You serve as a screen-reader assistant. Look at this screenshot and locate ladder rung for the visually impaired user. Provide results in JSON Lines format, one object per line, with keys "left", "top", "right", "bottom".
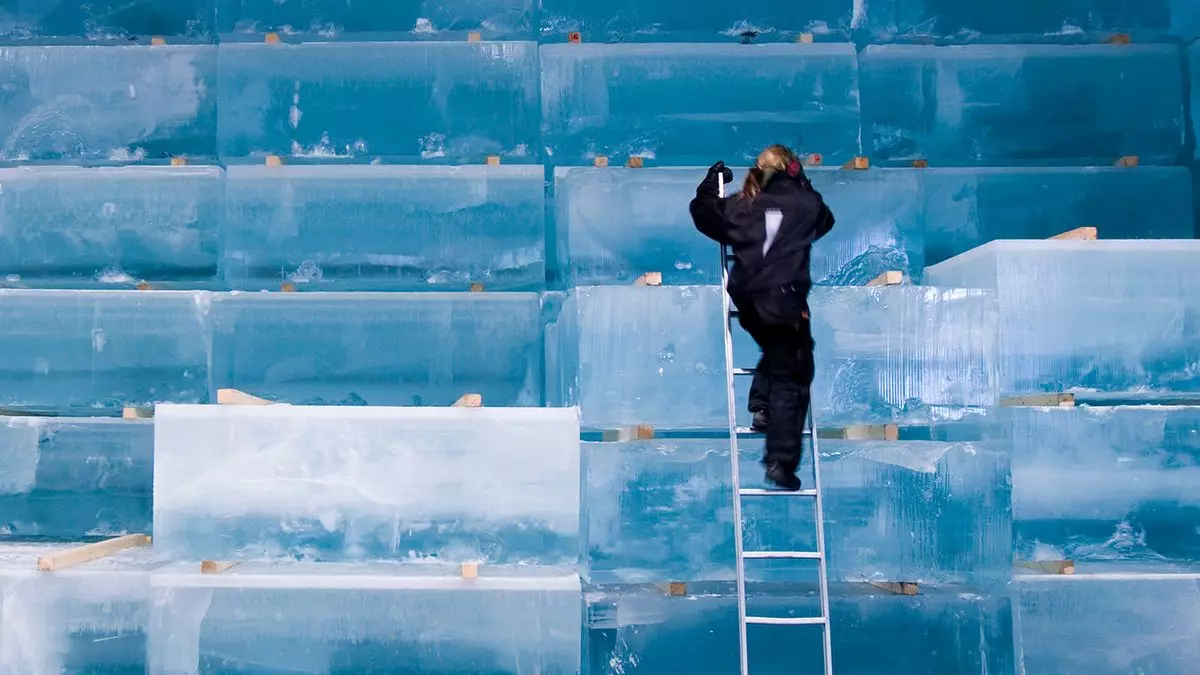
{"left": 733, "top": 368, "right": 754, "bottom": 375}
{"left": 742, "top": 551, "right": 822, "bottom": 560}
{"left": 739, "top": 488, "right": 818, "bottom": 497}
{"left": 745, "top": 615, "right": 827, "bottom": 626}
{"left": 734, "top": 427, "right": 812, "bottom": 437}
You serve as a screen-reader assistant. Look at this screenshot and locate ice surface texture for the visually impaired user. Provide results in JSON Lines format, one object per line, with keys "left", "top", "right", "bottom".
{"left": 217, "top": 41, "right": 539, "bottom": 162}
{"left": 153, "top": 404, "right": 581, "bottom": 563}
{"left": 924, "top": 240, "right": 1200, "bottom": 394}
{"left": 0, "top": 1, "right": 213, "bottom": 41}
{"left": 0, "top": 290, "right": 211, "bottom": 414}
{"left": 1005, "top": 406, "right": 1200, "bottom": 567}
{"left": 539, "top": 0, "right": 850, "bottom": 41}
{"left": 0, "top": 166, "right": 222, "bottom": 289}
{"left": 216, "top": 0, "right": 533, "bottom": 39}
{"left": 540, "top": 43, "right": 861, "bottom": 165}
{"left": 0, "top": 417, "right": 152, "bottom": 537}
{"left": 212, "top": 291, "right": 543, "bottom": 406}
{"left": 859, "top": 44, "right": 1184, "bottom": 166}
{"left": 148, "top": 563, "right": 581, "bottom": 674}
{"left": 223, "top": 165, "right": 545, "bottom": 291}
{"left": 1014, "top": 574, "right": 1200, "bottom": 674}
{"left": 0, "top": 45, "right": 217, "bottom": 162}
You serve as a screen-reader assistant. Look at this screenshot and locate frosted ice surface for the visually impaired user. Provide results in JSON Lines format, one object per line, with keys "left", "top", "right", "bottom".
{"left": 216, "top": 0, "right": 533, "bottom": 39}
{"left": 223, "top": 165, "right": 545, "bottom": 291}
{"left": 148, "top": 562, "right": 581, "bottom": 674}
{"left": 0, "top": 290, "right": 212, "bottom": 414}
{"left": 1014, "top": 574, "right": 1200, "bottom": 674}
{"left": 539, "top": 0, "right": 850, "bottom": 41}
{"left": 1004, "top": 406, "right": 1200, "bottom": 567}
{"left": 0, "top": 45, "right": 217, "bottom": 162}
{"left": 540, "top": 43, "right": 861, "bottom": 165}
{"left": 0, "top": 417, "right": 152, "bottom": 538}
{"left": 211, "top": 291, "right": 542, "bottom": 406}
{"left": 1179, "top": 0, "right": 1200, "bottom": 38}
{"left": 218, "top": 41, "right": 539, "bottom": 161}
{"left": 920, "top": 167, "right": 1195, "bottom": 266}
{"left": 859, "top": 0, "right": 1176, "bottom": 41}
{"left": 1192, "top": 43, "right": 1200, "bottom": 158}
{"left": 0, "top": 166, "right": 221, "bottom": 289}
{"left": 585, "top": 436, "right": 1009, "bottom": 585}
{"left": 0, "top": 1, "right": 213, "bottom": 41}
{"left": 153, "top": 404, "right": 581, "bottom": 563}
{"left": 924, "top": 240, "right": 1200, "bottom": 394}
{"left": 860, "top": 45, "right": 1184, "bottom": 166}
{"left": 552, "top": 166, "right": 922, "bottom": 287}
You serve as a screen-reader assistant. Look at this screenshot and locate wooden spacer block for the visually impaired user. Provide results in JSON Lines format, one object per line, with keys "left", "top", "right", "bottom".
{"left": 486, "top": 155, "right": 501, "bottom": 166}
{"left": 866, "top": 270, "right": 903, "bottom": 287}
{"left": 170, "top": 157, "right": 187, "bottom": 166}
{"left": 1049, "top": 226, "right": 1097, "bottom": 241}
{"left": 37, "top": 534, "right": 150, "bottom": 572}
{"left": 911, "top": 159, "right": 928, "bottom": 168}
{"left": 804, "top": 153, "right": 822, "bottom": 167}
{"left": 217, "top": 389, "right": 273, "bottom": 406}
{"left": 265, "top": 154, "right": 283, "bottom": 167}
{"left": 1115, "top": 155, "right": 1139, "bottom": 167}
{"left": 453, "top": 393, "right": 483, "bottom": 408}
{"left": 819, "top": 424, "right": 899, "bottom": 442}
{"left": 633, "top": 272, "right": 662, "bottom": 287}
{"left": 1000, "top": 392, "right": 1076, "bottom": 408}
{"left": 599, "top": 424, "right": 655, "bottom": 442}
{"left": 467, "top": 31, "right": 482, "bottom": 42}
{"left": 280, "top": 282, "right": 296, "bottom": 292}
{"left": 469, "top": 281, "right": 485, "bottom": 292}
{"left": 797, "top": 33, "right": 814, "bottom": 43}
{"left": 122, "top": 406, "right": 153, "bottom": 419}
{"left": 841, "top": 156, "right": 869, "bottom": 171}
{"left": 593, "top": 156, "right": 609, "bottom": 167}
{"left": 869, "top": 581, "right": 919, "bottom": 596}
{"left": 265, "top": 32, "right": 281, "bottom": 43}
{"left": 659, "top": 581, "right": 687, "bottom": 597}
{"left": 201, "top": 560, "right": 239, "bottom": 574}
{"left": 461, "top": 561, "right": 479, "bottom": 579}
{"left": 1105, "top": 33, "right": 1131, "bottom": 44}
{"left": 1017, "top": 560, "right": 1075, "bottom": 575}
{"left": 150, "top": 37, "right": 166, "bottom": 45}
{"left": 626, "top": 157, "right": 644, "bottom": 168}
{"left": 135, "top": 281, "right": 152, "bottom": 291}
{"left": 567, "top": 31, "right": 582, "bottom": 43}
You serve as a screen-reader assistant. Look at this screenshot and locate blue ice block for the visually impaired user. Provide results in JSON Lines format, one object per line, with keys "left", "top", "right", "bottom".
{"left": 153, "top": 404, "right": 580, "bottom": 563}
{"left": 1177, "top": 0, "right": 1200, "bottom": 38}
{"left": 148, "top": 563, "right": 581, "bottom": 674}
{"left": 588, "top": 584, "right": 1016, "bottom": 675}
{"left": 920, "top": 167, "right": 1196, "bottom": 266}
{"left": 553, "top": 166, "right": 923, "bottom": 287}
{"left": 541, "top": 43, "right": 861, "bottom": 166}
{"left": 0, "top": 417, "right": 152, "bottom": 537}
{"left": 859, "top": 44, "right": 1185, "bottom": 166}
{"left": 0, "top": 166, "right": 222, "bottom": 289}
{"left": 223, "top": 164, "right": 545, "bottom": 292}
{"left": 586, "top": 435, "right": 1009, "bottom": 585}
{"left": 0, "top": 1, "right": 213, "bottom": 42}
{"left": 1192, "top": 43, "right": 1200, "bottom": 159}
{"left": 1005, "top": 406, "right": 1200, "bottom": 567}
{"left": 218, "top": 41, "right": 539, "bottom": 162}
{"left": 212, "top": 291, "right": 542, "bottom": 406}
{"left": 1013, "top": 573, "right": 1200, "bottom": 674}
{"left": 216, "top": 0, "right": 532, "bottom": 39}
{"left": 924, "top": 240, "right": 1200, "bottom": 394}
{"left": 0, "top": 45, "right": 217, "bottom": 162}
{"left": 0, "top": 290, "right": 211, "bottom": 414}
{"left": 539, "top": 0, "right": 850, "bottom": 42}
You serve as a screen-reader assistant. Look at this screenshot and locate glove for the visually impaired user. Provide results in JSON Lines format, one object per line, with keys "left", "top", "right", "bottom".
{"left": 698, "top": 161, "right": 735, "bottom": 196}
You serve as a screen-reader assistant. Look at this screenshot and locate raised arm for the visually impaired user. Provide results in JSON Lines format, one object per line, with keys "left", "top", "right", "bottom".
{"left": 689, "top": 161, "right": 740, "bottom": 245}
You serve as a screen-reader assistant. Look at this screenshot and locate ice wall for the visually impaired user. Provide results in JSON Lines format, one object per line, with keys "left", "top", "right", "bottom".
{"left": 0, "top": 1, "right": 213, "bottom": 41}
{"left": 216, "top": 0, "right": 533, "bottom": 39}
{"left": 858, "top": 0, "right": 1179, "bottom": 41}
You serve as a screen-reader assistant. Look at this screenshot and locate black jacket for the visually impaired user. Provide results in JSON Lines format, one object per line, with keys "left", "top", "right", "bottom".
{"left": 689, "top": 170, "right": 835, "bottom": 324}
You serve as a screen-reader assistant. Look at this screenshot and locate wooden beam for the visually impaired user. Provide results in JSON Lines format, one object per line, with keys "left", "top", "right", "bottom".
{"left": 461, "top": 561, "right": 479, "bottom": 579}
{"left": 1049, "top": 226, "right": 1097, "bottom": 241}
{"left": 485, "top": 155, "right": 501, "bottom": 166}
{"left": 1105, "top": 33, "right": 1131, "bottom": 44}
{"left": 217, "top": 389, "right": 273, "bottom": 406}
{"left": 599, "top": 425, "right": 656, "bottom": 442}
{"left": 122, "top": 406, "right": 153, "bottom": 419}
{"left": 841, "top": 157, "right": 869, "bottom": 171}
{"left": 467, "top": 31, "right": 481, "bottom": 42}
{"left": 37, "top": 534, "right": 150, "bottom": 572}
{"left": 265, "top": 154, "right": 282, "bottom": 167}
{"left": 866, "top": 271, "right": 903, "bottom": 287}
{"left": 1000, "top": 393, "right": 1076, "bottom": 408}
{"left": 626, "top": 157, "right": 645, "bottom": 168}
{"left": 453, "top": 393, "right": 483, "bottom": 408}
{"left": 796, "top": 33, "right": 814, "bottom": 43}
{"left": 868, "top": 581, "right": 919, "bottom": 596}
{"left": 1016, "top": 560, "right": 1075, "bottom": 575}
{"left": 201, "top": 560, "right": 239, "bottom": 574}
{"left": 911, "top": 159, "right": 928, "bottom": 168}
{"left": 658, "top": 581, "right": 688, "bottom": 597}
{"left": 1115, "top": 156, "right": 1138, "bottom": 168}
{"left": 469, "top": 282, "right": 485, "bottom": 292}
{"left": 633, "top": 272, "right": 662, "bottom": 287}
{"left": 818, "top": 424, "right": 899, "bottom": 442}
{"left": 593, "top": 156, "right": 609, "bottom": 167}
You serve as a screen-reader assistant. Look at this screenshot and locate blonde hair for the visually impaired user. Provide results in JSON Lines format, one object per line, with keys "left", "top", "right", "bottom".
{"left": 742, "top": 144, "right": 800, "bottom": 200}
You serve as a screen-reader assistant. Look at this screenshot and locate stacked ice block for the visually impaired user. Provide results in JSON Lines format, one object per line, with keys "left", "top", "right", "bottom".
{"left": 0, "top": 1, "right": 214, "bottom": 42}
{"left": 539, "top": 0, "right": 851, "bottom": 42}
{"left": 215, "top": 0, "right": 534, "bottom": 39}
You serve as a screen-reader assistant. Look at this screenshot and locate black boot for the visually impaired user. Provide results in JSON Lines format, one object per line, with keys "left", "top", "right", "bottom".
{"left": 764, "top": 462, "right": 802, "bottom": 491}
{"left": 751, "top": 410, "right": 768, "bottom": 433}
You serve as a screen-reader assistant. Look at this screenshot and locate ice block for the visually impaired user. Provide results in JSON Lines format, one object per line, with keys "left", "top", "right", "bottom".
{"left": 1192, "top": 43, "right": 1200, "bottom": 159}
{"left": 153, "top": 404, "right": 580, "bottom": 563}
{"left": 148, "top": 563, "right": 581, "bottom": 674}
{"left": 540, "top": 43, "right": 861, "bottom": 166}
{"left": 588, "top": 584, "right": 1016, "bottom": 675}
{"left": 920, "top": 166, "right": 1195, "bottom": 266}
{"left": 0, "top": 417, "right": 152, "bottom": 537}
{"left": 1004, "top": 405, "right": 1200, "bottom": 566}
{"left": 0, "top": 45, "right": 217, "bottom": 162}
{"left": 553, "top": 166, "right": 923, "bottom": 287}
{"left": 1178, "top": 1, "right": 1200, "bottom": 39}
{"left": 211, "top": 291, "right": 542, "bottom": 406}
{"left": 223, "top": 164, "right": 545, "bottom": 291}
{"left": 1013, "top": 573, "right": 1200, "bottom": 674}
{"left": 924, "top": 240, "right": 1200, "bottom": 394}
{"left": 216, "top": 0, "right": 533, "bottom": 39}
{"left": 539, "top": 0, "right": 850, "bottom": 42}
{"left": 0, "top": 1, "right": 213, "bottom": 42}
{"left": 859, "top": 44, "right": 1185, "bottom": 166}
{"left": 586, "top": 435, "right": 1009, "bottom": 585}
{"left": 0, "top": 290, "right": 212, "bottom": 415}
{"left": 217, "top": 41, "right": 539, "bottom": 161}
{"left": 0, "top": 166, "right": 222, "bottom": 289}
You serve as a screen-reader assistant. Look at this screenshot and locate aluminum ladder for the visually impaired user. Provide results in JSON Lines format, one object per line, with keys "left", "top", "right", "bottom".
{"left": 718, "top": 178, "right": 833, "bottom": 675}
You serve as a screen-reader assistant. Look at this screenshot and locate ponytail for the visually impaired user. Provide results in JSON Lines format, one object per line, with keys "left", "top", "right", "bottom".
{"left": 740, "top": 144, "right": 802, "bottom": 201}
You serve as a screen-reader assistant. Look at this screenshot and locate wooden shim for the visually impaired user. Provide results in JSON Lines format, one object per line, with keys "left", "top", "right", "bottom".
{"left": 804, "top": 153, "right": 822, "bottom": 167}
{"left": 136, "top": 281, "right": 153, "bottom": 291}
{"left": 37, "top": 534, "right": 150, "bottom": 572}
{"left": 1115, "top": 155, "right": 1138, "bottom": 167}
{"left": 818, "top": 424, "right": 899, "bottom": 442}
{"left": 265, "top": 154, "right": 283, "bottom": 167}
{"left": 217, "top": 389, "right": 273, "bottom": 406}
{"left": 150, "top": 36, "right": 166, "bottom": 45}
{"left": 658, "top": 581, "right": 688, "bottom": 597}
{"left": 201, "top": 560, "right": 239, "bottom": 574}
{"left": 1017, "top": 560, "right": 1075, "bottom": 575}
{"left": 461, "top": 561, "right": 479, "bottom": 579}
{"left": 265, "top": 32, "right": 281, "bottom": 43}
{"left": 599, "top": 425, "right": 655, "bottom": 442}
{"left": 593, "top": 156, "right": 609, "bottom": 167}
{"left": 469, "top": 282, "right": 485, "bottom": 292}
{"left": 796, "top": 33, "right": 814, "bottom": 43}
{"left": 567, "top": 31, "right": 581, "bottom": 43}
{"left": 1105, "top": 33, "right": 1131, "bottom": 44}
{"left": 280, "top": 282, "right": 296, "bottom": 292}
{"left": 841, "top": 156, "right": 869, "bottom": 170}
{"left": 453, "top": 393, "right": 483, "bottom": 408}
{"left": 633, "top": 272, "right": 662, "bottom": 287}
{"left": 122, "top": 406, "right": 153, "bottom": 419}
{"left": 868, "top": 581, "right": 919, "bottom": 596}
{"left": 170, "top": 157, "right": 187, "bottom": 166}
{"left": 486, "top": 155, "right": 501, "bottom": 166}
{"left": 1049, "top": 226, "right": 1097, "bottom": 241}
{"left": 866, "top": 270, "right": 903, "bottom": 287}
{"left": 626, "top": 157, "right": 644, "bottom": 168}
{"left": 911, "top": 159, "right": 928, "bottom": 168}
{"left": 1000, "top": 393, "right": 1076, "bottom": 408}
{"left": 467, "top": 31, "right": 481, "bottom": 42}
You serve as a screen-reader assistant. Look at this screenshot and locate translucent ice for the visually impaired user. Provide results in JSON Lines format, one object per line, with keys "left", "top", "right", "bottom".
{"left": 0, "top": 290, "right": 212, "bottom": 415}
{"left": 148, "top": 562, "right": 581, "bottom": 674}
{"left": 1004, "top": 405, "right": 1200, "bottom": 566}
{"left": 1013, "top": 573, "right": 1200, "bottom": 674}
{"left": 0, "top": 417, "right": 152, "bottom": 537}
{"left": 153, "top": 404, "right": 580, "bottom": 563}
{"left": 924, "top": 240, "right": 1200, "bottom": 394}
{"left": 539, "top": 0, "right": 850, "bottom": 42}
{"left": 859, "top": 45, "right": 1185, "bottom": 166}
{"left": 541, "top": 43, "right": 861, "bottom": 165}
{"left": 218, "top": 41, "right": 539, "bottom": 161}
{"left": 0, "top": 45, "right": 217, "bottom": 162}
{"left": 0, "top": 166, "right": 222, "bottom": 289}
{"left": 216, "top": 0, "right": 532, "bottom": 39}
{"left": 223, "top": 164, "right": 545, "bottom": 291}
{"left": 0, "top": 1, "right": 213, "bottom": 41}
{"left": 211, "top": 291, "right": 543, "bottom": 406}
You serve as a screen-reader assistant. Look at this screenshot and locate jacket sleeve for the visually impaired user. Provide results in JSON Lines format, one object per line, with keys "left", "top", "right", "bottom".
{"left": 813, "top": 199, "right": 835, "bottom": 242}
{"left": 689, "top": 191, "right": 739, "bottom": 245}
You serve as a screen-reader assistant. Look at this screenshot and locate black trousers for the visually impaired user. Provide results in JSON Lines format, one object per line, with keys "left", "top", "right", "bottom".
{"left": 737, "top": 299, "right": 815, "bottom": 471}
